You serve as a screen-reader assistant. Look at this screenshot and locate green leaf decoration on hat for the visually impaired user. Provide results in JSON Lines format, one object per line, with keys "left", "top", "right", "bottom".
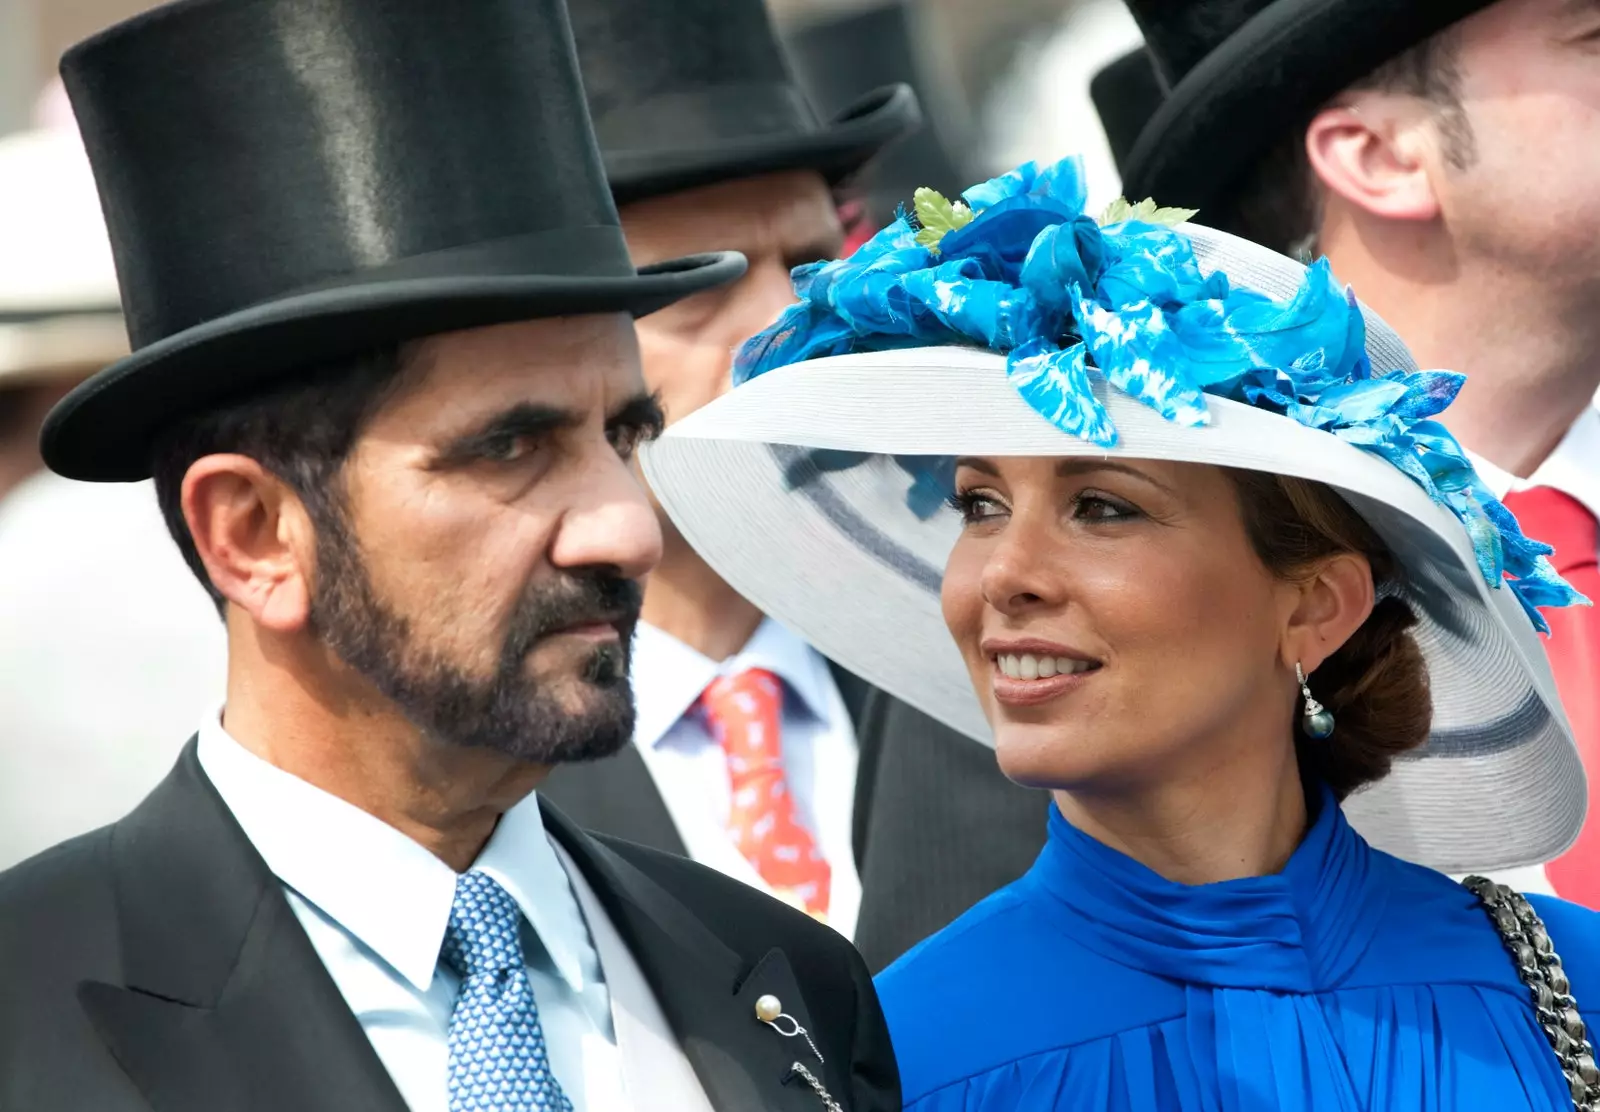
{"left": 913, "top": 187, "right": 976, "bottom": 254}
{"left": 1098, "top": 196, "right": 1199, "bottom": 227}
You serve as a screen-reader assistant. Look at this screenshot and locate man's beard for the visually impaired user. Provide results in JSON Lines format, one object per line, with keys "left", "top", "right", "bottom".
{"left": 306, "top": 508, "right": 640, "bottom": 764}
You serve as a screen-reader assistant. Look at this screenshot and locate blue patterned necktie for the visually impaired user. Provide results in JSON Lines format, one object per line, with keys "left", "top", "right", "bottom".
{"left": 440, "top": 870, "right": 574, "bottom": 1112}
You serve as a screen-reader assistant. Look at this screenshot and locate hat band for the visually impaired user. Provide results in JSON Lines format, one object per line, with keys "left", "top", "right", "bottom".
{"left": 127, "top": 224, "right": 636, "bottom": 350}
{"left": 592, "top": 82, "right": 820, "bottom": 151}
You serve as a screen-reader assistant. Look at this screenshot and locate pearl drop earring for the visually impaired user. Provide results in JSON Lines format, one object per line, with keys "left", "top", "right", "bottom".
{"left": 1296, "top": 662, "right": 1335, "bottom": 739}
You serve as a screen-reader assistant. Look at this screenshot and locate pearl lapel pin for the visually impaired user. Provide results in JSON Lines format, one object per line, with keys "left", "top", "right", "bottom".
{"left": 753, "top": 993, "right": 843, "bottom": 1110}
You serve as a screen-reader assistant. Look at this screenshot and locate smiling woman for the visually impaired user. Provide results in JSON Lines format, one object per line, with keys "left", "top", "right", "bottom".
{"left": 642, "top": 156, "right": 1600, "bottom": 1110}
{"left": 939, "top": 453, "right": 1430, "bottom": 822}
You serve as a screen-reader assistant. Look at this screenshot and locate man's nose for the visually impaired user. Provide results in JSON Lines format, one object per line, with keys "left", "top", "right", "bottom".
{"left": 549, "top": 452, "right": 664, "bottom": 581}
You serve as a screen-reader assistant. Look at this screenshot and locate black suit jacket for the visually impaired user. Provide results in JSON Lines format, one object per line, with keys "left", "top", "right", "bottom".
{"left": 0, "top": 741, "right": 897, "bottom": 1112}
{"left": 543, "top": 665, "right": 1049, "bottom": 973}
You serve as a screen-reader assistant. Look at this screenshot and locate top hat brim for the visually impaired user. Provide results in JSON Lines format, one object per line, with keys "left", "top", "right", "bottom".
{"left": 41, "top": 250, "right": 746, "bottom": 483}
{"left": 1118, "top": 0, "right": 1496, "bottom": 214}
{"left": 605, "top": 84, "right": 921, "bottom": 207}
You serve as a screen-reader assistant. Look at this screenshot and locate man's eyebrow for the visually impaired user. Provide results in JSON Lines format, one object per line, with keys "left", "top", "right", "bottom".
{"left": 434, "top": 402, "right": 580, "bottom": 465}
{"left": 607, "top": 391, "right": 667, "bottom": 439}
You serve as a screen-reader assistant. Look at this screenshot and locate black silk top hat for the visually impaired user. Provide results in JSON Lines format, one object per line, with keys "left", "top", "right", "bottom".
{"left": 42, "top": 0, "right": 747, "bottom": 482}
{"left": 1108, "top": 0, "right": 1498, "bottom": 216}
{"left": 568, "top": 0, "right": 923, "bottom": 207}
{"left": 781, "top": 1, "right": 965, "bottom": 227}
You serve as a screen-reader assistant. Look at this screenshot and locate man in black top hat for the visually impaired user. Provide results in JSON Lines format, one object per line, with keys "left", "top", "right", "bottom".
{"left": 1092, "top": 0, "right": 1600, "bottom": 905}
{"left": 0, "top": 2, "right": 898, "bottom": 1110}
{"left": 536, "top": 0, "right": 1050, "bottom": 976}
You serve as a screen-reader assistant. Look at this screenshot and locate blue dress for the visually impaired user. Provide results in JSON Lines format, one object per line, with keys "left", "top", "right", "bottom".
{"left": 877, "top": 786, "right": 1600, "bottom": 1110}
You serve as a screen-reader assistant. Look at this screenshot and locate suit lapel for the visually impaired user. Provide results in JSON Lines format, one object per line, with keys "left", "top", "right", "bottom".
{"left": 545, "top": 806, "right": 840, "bottom": 1112}
{"left": 78, "top": 741, "right": 406, "bottom": 1112}
{"left": 539, "top": 743, "right": 688, "bottom": 855}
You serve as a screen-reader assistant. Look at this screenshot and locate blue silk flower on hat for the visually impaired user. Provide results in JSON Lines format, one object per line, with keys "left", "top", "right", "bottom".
{"left": 733, "top": 156, "right": 1586, "bottom": 632}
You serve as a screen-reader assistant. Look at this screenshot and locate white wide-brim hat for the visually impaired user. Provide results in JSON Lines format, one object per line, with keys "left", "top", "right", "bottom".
{"left": 0, "top": 127, "right": 126, "bottom": 386}
{"left": 644, "top": 224, "right": 1584, "bottom": 873}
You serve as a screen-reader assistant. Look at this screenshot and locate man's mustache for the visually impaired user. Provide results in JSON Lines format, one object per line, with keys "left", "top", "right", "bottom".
{"left": 502, "top": 572, "right": 644, "bottom": 662}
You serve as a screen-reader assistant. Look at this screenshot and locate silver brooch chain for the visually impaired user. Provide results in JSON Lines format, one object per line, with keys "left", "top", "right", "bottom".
{"left": 1465, "top": 875, "right": 1600, "bottom": 1110}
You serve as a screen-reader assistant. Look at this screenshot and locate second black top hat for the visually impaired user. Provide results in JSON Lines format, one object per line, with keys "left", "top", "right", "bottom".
{"left": 570, "top": 0, "right": 922, "bottom": 206}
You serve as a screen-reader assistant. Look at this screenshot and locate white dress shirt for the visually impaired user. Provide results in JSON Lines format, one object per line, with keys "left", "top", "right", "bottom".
{"left": 197, "top": 713, "right": 630, "bottom": 1112}
{"left": 631, "top": 618, "right": 863, "bottom": 939}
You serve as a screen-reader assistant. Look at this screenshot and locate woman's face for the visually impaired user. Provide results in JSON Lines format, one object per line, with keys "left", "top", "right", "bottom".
{"left": 941, "top": 456, "right": 1307, "bottom": 793}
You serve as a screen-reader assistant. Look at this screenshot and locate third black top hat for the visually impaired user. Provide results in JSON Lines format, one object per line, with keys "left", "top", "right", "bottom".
{"left": 780, "top": 0, "right": 965, "bottom": 226}
{"left": 44, "top": 0, "right": 746, "bottom": 482}
{"left": 569, "top": 0, "right": 923, "bottom": 206}
{"left": 1111, "top": 0, "right": 1496, "bottom": 218}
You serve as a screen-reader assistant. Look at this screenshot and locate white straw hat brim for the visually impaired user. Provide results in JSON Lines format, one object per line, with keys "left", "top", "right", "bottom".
{"left": 644, "top": 340, "right": 1583, "bottom": 872}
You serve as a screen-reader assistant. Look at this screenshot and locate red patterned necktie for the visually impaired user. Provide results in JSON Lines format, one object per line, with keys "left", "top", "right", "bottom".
{"left": 698, "top": 668, "right": 831, "bottom": 920}
{"left": 1503, "top": 487, "right": 1600, "bottom": 904}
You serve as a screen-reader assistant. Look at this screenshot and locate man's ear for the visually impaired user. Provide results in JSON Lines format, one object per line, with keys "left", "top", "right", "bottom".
{"left": 1280, "top": 550, "right": 1376, "bottom": 676}
{"left": 181, "top": 455, "right": 317, "bottom": 632}
{"left": 1305, "top": 93, "right": 1442, "bottom": 224}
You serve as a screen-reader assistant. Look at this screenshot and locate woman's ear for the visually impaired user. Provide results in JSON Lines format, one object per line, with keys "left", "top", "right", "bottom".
{"left": 181, "top": 454, "right": 318, "bottom": 633}
{"left": 1282, "top": 551, "right": 1376, "bottom": 674}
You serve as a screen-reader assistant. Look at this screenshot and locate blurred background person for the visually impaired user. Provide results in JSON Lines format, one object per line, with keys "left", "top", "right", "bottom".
{"left": 975, "top": 0, "right": 1142, "bottom": 213}
{"left": 544, "top": 0, "right": 1053, "bottom": 974}
{"left": 0, "top": 84, "right": 225, "bottom": 869}
{"left": 0, "top": 117, "right": 120, "bottom": 502}
{"left": 1092, "top": 0, "right": 1600, "bottom": 901}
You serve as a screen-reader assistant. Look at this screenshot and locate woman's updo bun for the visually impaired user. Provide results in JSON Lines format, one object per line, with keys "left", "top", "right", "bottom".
{"left": 1228, "top": 471, "right": 1433, "bottom": 799}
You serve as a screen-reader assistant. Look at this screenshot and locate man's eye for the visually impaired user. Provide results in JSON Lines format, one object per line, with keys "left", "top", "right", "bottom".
{"left": 482, "top": 434, "right": 535, "bottom": 462}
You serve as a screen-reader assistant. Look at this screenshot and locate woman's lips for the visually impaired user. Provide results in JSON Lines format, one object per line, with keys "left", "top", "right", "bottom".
{"left": 990, "top": 652, "right": 1101, "bottom": 706}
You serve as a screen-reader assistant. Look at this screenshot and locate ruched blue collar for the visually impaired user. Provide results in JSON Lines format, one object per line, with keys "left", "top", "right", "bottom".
{"left": 1030, "top": 784, "right": 1389, "bottom": 993}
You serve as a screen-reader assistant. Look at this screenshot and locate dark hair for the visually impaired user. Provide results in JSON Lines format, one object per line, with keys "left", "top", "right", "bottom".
{"left": 1207, "top": 27, "right": 1473, "bottom": 258}
{"left": 149, "top": 348, "right": 412, "bottom": 616}
{"left": 1227, "top": 469, "right": 1432, "bottom": 799}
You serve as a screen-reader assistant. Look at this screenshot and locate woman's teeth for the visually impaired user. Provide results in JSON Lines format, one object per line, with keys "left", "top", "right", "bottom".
{"left": 996, "top": 653, "right": 1095, "bottom": 680}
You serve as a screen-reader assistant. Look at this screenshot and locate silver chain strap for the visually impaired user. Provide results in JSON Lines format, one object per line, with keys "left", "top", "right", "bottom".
{"left": 1464, "top": 875, "right": 1600, "bottom": 1110}
{"left": 786, "top": 1061, "right": 845, "bottom": 1112}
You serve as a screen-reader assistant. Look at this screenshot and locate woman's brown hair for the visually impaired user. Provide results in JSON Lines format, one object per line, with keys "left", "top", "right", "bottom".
{"left": 1228, "top": 470, "right": 1433, "bottom": 799}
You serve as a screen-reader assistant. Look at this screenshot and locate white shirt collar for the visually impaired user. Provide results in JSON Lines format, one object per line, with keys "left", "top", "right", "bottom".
{"left": 631, "top": 617, "right": 832, "bottom": 749}
{"left": 196, "top": 708, "right": 591, "bottom": 995}
{"left": 1470, "top": 406, "right": 1600, "bottom": 522}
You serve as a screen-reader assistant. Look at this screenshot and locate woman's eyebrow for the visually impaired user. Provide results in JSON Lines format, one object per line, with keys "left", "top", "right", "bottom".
{"left": 1053, "top": 459, "right": 1178, "bottom": 496}
{"left": 953, "top": 456, "right": 1178, "bottom": 496}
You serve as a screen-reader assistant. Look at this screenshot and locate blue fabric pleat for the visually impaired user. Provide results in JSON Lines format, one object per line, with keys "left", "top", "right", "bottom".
{"left": 878, "top": 787, "right": 1600, "bottom": 1111}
